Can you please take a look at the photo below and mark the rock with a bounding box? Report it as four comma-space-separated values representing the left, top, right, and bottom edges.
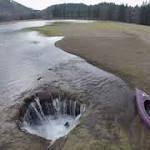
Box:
37, 77, 42, 81
64, 122, 70, 128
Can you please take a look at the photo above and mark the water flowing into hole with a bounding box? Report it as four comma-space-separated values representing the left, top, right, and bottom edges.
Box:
19, 93, 85, 141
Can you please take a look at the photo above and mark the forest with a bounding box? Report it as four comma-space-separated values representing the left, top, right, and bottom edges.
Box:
41, 2, 150, 25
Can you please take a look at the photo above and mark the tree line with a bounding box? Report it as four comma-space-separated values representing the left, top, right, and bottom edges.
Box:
1, 0, 150, 26
41, 2, 150, 26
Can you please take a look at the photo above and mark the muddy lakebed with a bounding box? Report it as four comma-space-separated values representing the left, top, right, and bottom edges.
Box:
0, 20, 139, 150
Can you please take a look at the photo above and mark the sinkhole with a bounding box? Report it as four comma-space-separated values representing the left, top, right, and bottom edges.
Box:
18, 91, 86, 141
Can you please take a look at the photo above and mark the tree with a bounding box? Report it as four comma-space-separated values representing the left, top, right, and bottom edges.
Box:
118, 4, 127, 22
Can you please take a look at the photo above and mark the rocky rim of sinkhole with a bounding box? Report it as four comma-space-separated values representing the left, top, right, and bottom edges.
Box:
18, 90, 86, 143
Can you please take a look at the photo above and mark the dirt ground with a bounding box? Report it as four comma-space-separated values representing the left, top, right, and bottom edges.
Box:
55, 21, 150, 93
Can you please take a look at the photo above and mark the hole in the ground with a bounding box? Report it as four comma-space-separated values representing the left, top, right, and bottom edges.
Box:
18, 92, 86, 141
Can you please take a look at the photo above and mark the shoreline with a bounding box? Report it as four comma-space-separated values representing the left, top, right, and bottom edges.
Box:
56, 22, 150, 93
28, 21, 150, 93
55, 39, 135, 88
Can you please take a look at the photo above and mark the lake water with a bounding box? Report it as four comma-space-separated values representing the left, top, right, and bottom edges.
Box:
0, 20, 79, 106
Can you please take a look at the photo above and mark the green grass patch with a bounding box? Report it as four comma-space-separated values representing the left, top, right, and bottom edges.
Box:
25, 22, 64, 36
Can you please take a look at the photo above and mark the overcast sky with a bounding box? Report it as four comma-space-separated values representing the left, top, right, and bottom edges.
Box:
14, 0, 144, 10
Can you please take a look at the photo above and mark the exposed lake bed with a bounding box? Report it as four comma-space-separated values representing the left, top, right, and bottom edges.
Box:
0, 20, 150, 150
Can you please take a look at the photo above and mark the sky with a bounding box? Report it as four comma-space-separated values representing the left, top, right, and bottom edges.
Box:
14, 0, 144, 10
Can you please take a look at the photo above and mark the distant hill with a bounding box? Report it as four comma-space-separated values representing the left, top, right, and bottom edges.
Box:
0, 0, 39, 21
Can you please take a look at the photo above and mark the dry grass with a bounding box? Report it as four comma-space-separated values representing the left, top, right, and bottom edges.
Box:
55, 21, 150, 92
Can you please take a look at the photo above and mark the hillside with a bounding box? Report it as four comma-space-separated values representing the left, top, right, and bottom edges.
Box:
0, 0, 38, 21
